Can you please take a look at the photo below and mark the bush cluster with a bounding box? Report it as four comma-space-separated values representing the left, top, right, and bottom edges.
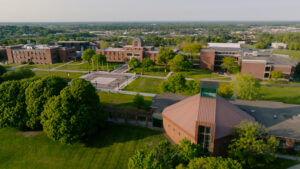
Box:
0, 76, 106, 143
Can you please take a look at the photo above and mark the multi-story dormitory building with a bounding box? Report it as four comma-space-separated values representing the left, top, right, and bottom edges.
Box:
6, 44, 77, 64
200, 43, 297, 80
96, 38, 159, 62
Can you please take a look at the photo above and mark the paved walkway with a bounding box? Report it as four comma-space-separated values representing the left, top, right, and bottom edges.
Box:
52, 61, 74, 70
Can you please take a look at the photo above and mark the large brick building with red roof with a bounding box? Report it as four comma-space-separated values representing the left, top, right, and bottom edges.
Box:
161, 82, 255, 155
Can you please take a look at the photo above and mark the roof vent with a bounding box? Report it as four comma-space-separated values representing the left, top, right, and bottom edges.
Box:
273, 114, 278, 119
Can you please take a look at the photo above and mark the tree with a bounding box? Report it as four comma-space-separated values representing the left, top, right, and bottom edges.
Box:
231, 74, 261, 100
181, 43, 202, 61
92, 54, 106, 71
221, 57, 240, 74
128, 140, 202, 169
0, 78, 36, 129
160, 74, 187, 93
228, 121, 279, 169
81, 49, 95, 71
217, 83, 233, 98
99, 40, 109, 49
141, 58, 155, 71
178, 157, 242, 169
295, 62, 300, 80
157, 47, 175, 72
128, 57, 141, 70
25, 76, 67, 130
41, 78, 107, 143
186, 80, 200, 95
170, 54, 193, 72
133, 94, 145, 109
0, 67, 34, 82
0, 65, 6, 76
270, 70, 284, 80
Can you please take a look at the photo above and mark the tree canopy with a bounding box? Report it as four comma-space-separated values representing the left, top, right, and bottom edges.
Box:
177, 157, 242, 169
157, 47, 175, 72
0, 78, 36, 129
25, 76, 67, 130
0, 67, 34, 82
0, 65, 6, 76
160, 74, 199, 95
128, 57, 141, 70
133, 94, 145, 109
231, 74, 261, 100
295, 62, 300, 80
217, 83, 233, 98
221, 57, 240, 74
41, 78, 106, 143
81, 49, 95, 64
229, 121, 279, 169
170, 54, 193, 72
141, 58, 155, 71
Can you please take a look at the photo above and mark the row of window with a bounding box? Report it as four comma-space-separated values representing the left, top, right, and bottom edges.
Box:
168, 124, 186, 139
13, 56, 48, 60
13, 51, 46, 56
279, 140, 300, 151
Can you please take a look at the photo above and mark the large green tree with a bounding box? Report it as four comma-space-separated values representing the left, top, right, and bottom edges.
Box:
229, 121, 279, 169
231, 74, 261, 100
181, 43, 202, 61
221, 57, 240, 74
170, 54, 193, 72
0, 78, 36, 128
270, 70, 285, 80
157, 47, 175, 72
25, 76, 67, 130
128, 57, 141, 70
41, 78, 106, 143
160, 74, 187, 93
217, 83, 233, 98
141, 58, 155, 71
82, 49, 95, 71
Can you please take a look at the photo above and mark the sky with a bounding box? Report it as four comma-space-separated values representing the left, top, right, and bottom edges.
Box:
0, 0, 299, 22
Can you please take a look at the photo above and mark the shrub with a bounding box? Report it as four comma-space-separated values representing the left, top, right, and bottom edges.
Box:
41, 78, 107, 143
217, 83, 233, 98
181, 157, 242, 169
0, 67, 34, 82
270, 70, 285, 80
128, 57, 141, 70
25, 76, 67, 130
0, 65, 6, 76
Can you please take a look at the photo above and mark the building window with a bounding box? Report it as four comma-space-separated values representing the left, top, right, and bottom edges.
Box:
178, 132, 181, 136
198, 126, 212, 154
294, 142, 300, 151
279, 140, 286, 148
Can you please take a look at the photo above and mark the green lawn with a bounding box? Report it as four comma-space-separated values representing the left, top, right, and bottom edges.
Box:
98, 91, 153, 111
0, 124, 165, 169
1, 63, 21, 68
34, 71, 86, 80
179, 69, 221, 81
22, 63, 65, 69
129, 65, 169, 77
58, 61, 122, 71
261, 85, 300, 104
272, 50, 300, 60
123, 77, 164, 94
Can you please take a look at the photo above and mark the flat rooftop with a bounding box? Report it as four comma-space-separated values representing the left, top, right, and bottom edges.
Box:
231, 99, 300, 140
243, 53, 298, 66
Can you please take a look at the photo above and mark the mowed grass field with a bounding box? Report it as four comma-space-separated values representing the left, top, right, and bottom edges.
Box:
97, 91, 153, 111
57, 61, 122, 71
22, 63, 65, 69
261, 85, 300, 104
129, 65, 170, 77
34, 71, 86, 80
0, 124, 165, 169
123, 77, 164, 94
272, 50, 300, 60
179, 69, 221, 81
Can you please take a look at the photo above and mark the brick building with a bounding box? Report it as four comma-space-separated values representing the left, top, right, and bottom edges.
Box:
199, 43, 297, 80
96, 38, 158, 62
56, 41, 97, 52
241, 52, 297, 80
6, 44, 77, 64
161, 82, 255, 155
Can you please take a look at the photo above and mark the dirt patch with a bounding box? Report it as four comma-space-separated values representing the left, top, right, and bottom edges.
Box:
17, 131, 42, 138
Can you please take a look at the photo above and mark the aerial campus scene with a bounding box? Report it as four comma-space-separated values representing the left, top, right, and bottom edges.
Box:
1, 1, 300, 169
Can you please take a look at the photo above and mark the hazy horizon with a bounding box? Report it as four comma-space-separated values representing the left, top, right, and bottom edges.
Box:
0, 0, 300, 22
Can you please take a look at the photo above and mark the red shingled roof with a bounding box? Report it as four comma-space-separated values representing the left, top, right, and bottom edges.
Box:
162, 94, 255, 139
